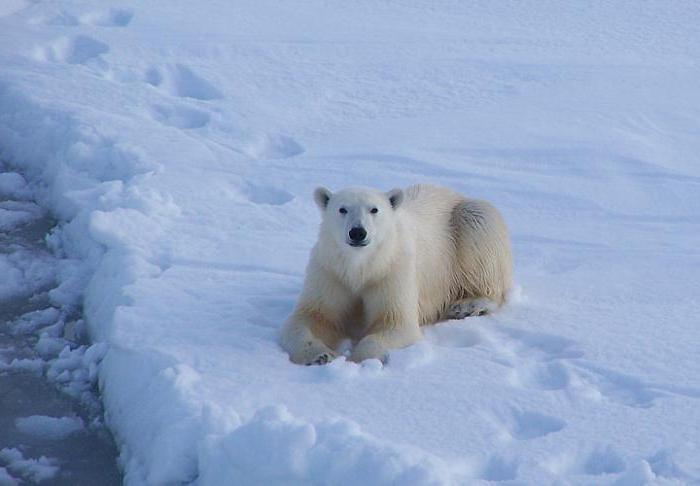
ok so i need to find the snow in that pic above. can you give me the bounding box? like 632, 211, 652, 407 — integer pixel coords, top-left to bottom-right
0, 173, 31, 200
1, 0, 700, 484
14, 415, 85, 440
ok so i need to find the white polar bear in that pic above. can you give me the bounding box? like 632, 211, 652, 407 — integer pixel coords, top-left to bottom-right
280, 184, 513, 365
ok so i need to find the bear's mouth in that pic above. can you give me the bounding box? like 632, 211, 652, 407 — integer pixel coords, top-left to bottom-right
347, 241, 369, 247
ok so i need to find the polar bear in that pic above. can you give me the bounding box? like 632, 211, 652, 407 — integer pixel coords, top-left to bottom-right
280, 184, 512, 365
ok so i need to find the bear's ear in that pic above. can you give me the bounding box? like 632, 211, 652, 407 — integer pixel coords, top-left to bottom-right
386, 188, 404, 209
314, 187, 332, 210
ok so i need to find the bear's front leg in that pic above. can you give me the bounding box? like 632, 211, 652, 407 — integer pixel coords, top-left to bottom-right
280, 310, 342, 365
349, 277, 422, 363
280, 264, 354, 365
349, 334, 388, 363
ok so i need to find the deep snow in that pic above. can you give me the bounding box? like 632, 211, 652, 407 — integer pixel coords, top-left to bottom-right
1, 0, 700, 484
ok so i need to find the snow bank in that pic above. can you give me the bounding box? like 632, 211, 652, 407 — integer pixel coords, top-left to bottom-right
2, 0, 700, 484
198, 406, 453, 486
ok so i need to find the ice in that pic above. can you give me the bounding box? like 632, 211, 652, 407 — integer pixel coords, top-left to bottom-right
0, 251, 55, 302
1, 0, 699, 484
9, 307, 61, 335
0, 448, 58, 483
15, 415, 84, 439
0, 358, 44, 374
0, 256, 24, 302
0, 466, 17, 486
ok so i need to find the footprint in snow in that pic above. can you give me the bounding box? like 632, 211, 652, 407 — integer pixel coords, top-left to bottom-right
646, 448, 697, 483
424, 322, 482, 349
567, 362, 700, 409
479, 454, 519, 482
29, 8, 133, 27
495, 325, 584, 362
494, 408, 566, 441
243, 182, 293, 206
501, 330, 700, 408
547, 445, 626, 477
151, 104, 211, 129
508, 361, 570, 391
241, 134, 305, 159
79, 8, 134, 27
144, 64, 223, 101
33, 35, 109, 66
581, 445, 626, 475
29, 10, 79, 26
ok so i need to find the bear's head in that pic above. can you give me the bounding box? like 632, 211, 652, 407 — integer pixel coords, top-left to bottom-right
313, 186, 404, 253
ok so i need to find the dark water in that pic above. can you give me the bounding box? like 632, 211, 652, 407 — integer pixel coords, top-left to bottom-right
0, 188, 122, 485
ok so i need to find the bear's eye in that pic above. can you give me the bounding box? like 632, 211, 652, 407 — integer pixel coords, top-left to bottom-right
370, 208, 379, 214
339, 207, 347, 214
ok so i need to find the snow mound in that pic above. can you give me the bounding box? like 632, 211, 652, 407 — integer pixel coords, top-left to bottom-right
199, 406, 454, 486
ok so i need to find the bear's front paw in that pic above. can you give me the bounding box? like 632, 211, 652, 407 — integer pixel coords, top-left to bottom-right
349, 337, 388, 364
305, 351, 338, 366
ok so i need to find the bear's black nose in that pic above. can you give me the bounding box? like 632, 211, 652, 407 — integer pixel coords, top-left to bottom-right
349, 226, 367, 242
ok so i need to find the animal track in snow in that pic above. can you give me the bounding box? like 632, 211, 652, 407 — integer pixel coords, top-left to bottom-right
479, 454, 519, 481
145, 64, 223, 100
498, 409, 566, 440
34, 35, 109, 65
79, 8, 134, 27
29, 10, 79, 26
424, 322, 482, 348
243, 182, 293, 206
568, 362, 700, 408
508, 361, 570, 391
151, 104, 210, 129
546, 445, 627, 477
582, 445, 626, 475
646, 448, 695, 482
30, 8, 133, 27
500, 325, 700, 409
495, 325, 584, 361
242, 134, 305, 160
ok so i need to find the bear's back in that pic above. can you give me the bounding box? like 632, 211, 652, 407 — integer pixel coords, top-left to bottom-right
401, 184, 466, 323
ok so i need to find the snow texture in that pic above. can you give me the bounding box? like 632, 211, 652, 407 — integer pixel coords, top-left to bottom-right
1, 0, 700, 484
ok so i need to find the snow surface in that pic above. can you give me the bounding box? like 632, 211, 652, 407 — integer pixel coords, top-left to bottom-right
1, 0, 700, 484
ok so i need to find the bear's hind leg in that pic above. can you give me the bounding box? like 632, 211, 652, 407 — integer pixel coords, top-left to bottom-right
451, 199, 513, 309
444, 297, 497, 320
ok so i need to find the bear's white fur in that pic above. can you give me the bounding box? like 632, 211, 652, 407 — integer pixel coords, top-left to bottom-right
280, 184, 512, 365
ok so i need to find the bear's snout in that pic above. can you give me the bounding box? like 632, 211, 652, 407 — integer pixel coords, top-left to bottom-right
348, 226, 368, 246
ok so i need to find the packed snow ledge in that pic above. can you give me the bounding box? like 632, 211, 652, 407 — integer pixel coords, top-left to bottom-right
2, 1, 700, 484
